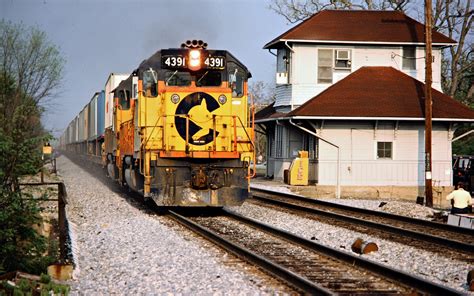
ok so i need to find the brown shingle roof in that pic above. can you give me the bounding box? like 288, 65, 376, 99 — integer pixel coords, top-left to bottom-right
254, 102, 286, 121
287, 67, 474, 121
264, 10, 456, 48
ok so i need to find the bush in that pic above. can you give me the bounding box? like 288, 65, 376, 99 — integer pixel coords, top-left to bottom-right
0, 189, 55, 274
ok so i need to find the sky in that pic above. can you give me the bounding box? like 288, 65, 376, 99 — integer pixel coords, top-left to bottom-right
1, 0, 290, 137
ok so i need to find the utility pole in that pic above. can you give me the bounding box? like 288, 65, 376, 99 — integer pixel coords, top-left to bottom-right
424, 0, 433, 207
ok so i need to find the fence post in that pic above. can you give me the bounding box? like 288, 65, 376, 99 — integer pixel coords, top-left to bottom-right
58, 182, 68, 261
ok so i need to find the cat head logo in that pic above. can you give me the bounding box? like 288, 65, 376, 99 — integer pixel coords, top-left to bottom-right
174, 92, 221, 146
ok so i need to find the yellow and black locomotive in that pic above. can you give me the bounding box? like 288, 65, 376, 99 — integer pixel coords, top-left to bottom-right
104, 40, 255, 206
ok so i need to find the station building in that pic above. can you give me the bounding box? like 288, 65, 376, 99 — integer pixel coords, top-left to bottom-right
255, 10, 474, 204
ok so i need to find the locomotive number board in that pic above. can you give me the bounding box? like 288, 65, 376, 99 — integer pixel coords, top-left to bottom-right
161, 49, 226, 70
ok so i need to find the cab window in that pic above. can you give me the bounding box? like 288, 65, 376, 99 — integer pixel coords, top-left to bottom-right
118, 90, 130, 110
196, 71, 222, 87
165, 71, 191, 86
143, 69, 158, 97
228, 63, 244, 98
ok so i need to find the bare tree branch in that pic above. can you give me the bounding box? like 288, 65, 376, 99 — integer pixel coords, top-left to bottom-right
0, 20, 64, 107
268, 0, 473, 106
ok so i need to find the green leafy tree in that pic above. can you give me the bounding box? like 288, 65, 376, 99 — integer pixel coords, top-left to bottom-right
0, 20, 63, 274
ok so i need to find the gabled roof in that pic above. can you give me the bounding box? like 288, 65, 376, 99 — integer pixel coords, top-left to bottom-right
287, 67, 474, 121
264, 10, 456, 49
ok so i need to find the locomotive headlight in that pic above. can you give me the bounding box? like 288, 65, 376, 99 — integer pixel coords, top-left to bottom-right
189, 49, 201, 71
218, 94, 227, 104
171, 94, 180, 104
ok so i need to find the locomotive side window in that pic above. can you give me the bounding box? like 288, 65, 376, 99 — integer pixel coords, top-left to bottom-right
196, 71, 222, 87
143, 69, 158, 97
165, 71, 191, 86
118, 90, 130, 110
228, 63, 244, 98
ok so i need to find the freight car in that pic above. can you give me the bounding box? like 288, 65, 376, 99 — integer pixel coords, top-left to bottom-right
60, 40, 255, 207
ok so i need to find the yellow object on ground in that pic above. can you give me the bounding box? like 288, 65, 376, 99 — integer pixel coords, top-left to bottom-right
289, 151, 309, 186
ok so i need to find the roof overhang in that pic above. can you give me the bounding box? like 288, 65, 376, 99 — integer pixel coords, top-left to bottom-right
256, 116, 473, 123
264, 39, 456, 49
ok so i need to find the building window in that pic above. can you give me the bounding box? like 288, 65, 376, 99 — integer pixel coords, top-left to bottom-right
303, 134, 318, 160
268, 128, 275, 158
377, 142, 392, 159
318, 49, 333, 83
275, 125, 288, 158
275, 125, 283, 158
276, 49, 290, 84
402, 47, 416, 70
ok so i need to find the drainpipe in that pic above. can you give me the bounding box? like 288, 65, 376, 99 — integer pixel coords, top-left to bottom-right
267, 49, 277, 57
289, 118, 341, 198
284, 41, 294, 111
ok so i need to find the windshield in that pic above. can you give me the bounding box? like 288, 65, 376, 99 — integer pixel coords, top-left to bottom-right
164, 70, 222, 87
196, 71, 222, 87
165, 71, 192, 86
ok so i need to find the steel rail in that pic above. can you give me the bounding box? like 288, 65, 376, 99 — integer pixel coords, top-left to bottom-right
250, 186, 474, 236
223, 209, 462, 296
252, 193, 474, 253
167, 210, 334, 295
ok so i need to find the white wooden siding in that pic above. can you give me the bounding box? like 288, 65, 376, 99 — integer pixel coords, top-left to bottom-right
315, 121, 452, 186
273, 45, 444, 108
274, 84, 292, 107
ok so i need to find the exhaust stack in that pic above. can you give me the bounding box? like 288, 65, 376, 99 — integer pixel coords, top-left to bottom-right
181, 40, 207, 49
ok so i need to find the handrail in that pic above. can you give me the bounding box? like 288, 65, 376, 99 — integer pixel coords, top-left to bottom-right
140, 115, 163, 149
248, 92, 256, 178
139, 114, 255, 153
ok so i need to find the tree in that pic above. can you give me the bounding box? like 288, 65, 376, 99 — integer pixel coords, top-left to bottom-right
0, 20, 64, 106
270, 0, 411, 23
431, 0, 473, 103
0, 20, 63, 274
269, 0, 473, 106
249, 81, 276, 162
0, 72, 47, 190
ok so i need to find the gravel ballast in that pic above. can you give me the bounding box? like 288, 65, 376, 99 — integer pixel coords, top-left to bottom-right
58, 155, 472, 294
57, 156, 292, 294
234, 184, 474, 294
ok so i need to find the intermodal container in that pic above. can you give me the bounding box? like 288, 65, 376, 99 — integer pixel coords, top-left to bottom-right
78, 107, 87, 142
88, 93, 98, 140
74, 116, 79, 143
105, 73, 129, 130
97, 90, 105, 137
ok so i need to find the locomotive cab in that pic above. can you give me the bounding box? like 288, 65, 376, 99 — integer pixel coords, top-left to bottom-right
106, 40, 255, 206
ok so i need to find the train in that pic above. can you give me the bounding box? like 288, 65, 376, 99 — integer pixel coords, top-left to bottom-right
59, 40, 255, 207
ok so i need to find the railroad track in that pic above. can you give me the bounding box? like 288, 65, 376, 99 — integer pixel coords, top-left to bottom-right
168, 209, 461, 295
250, 187, 474, 257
